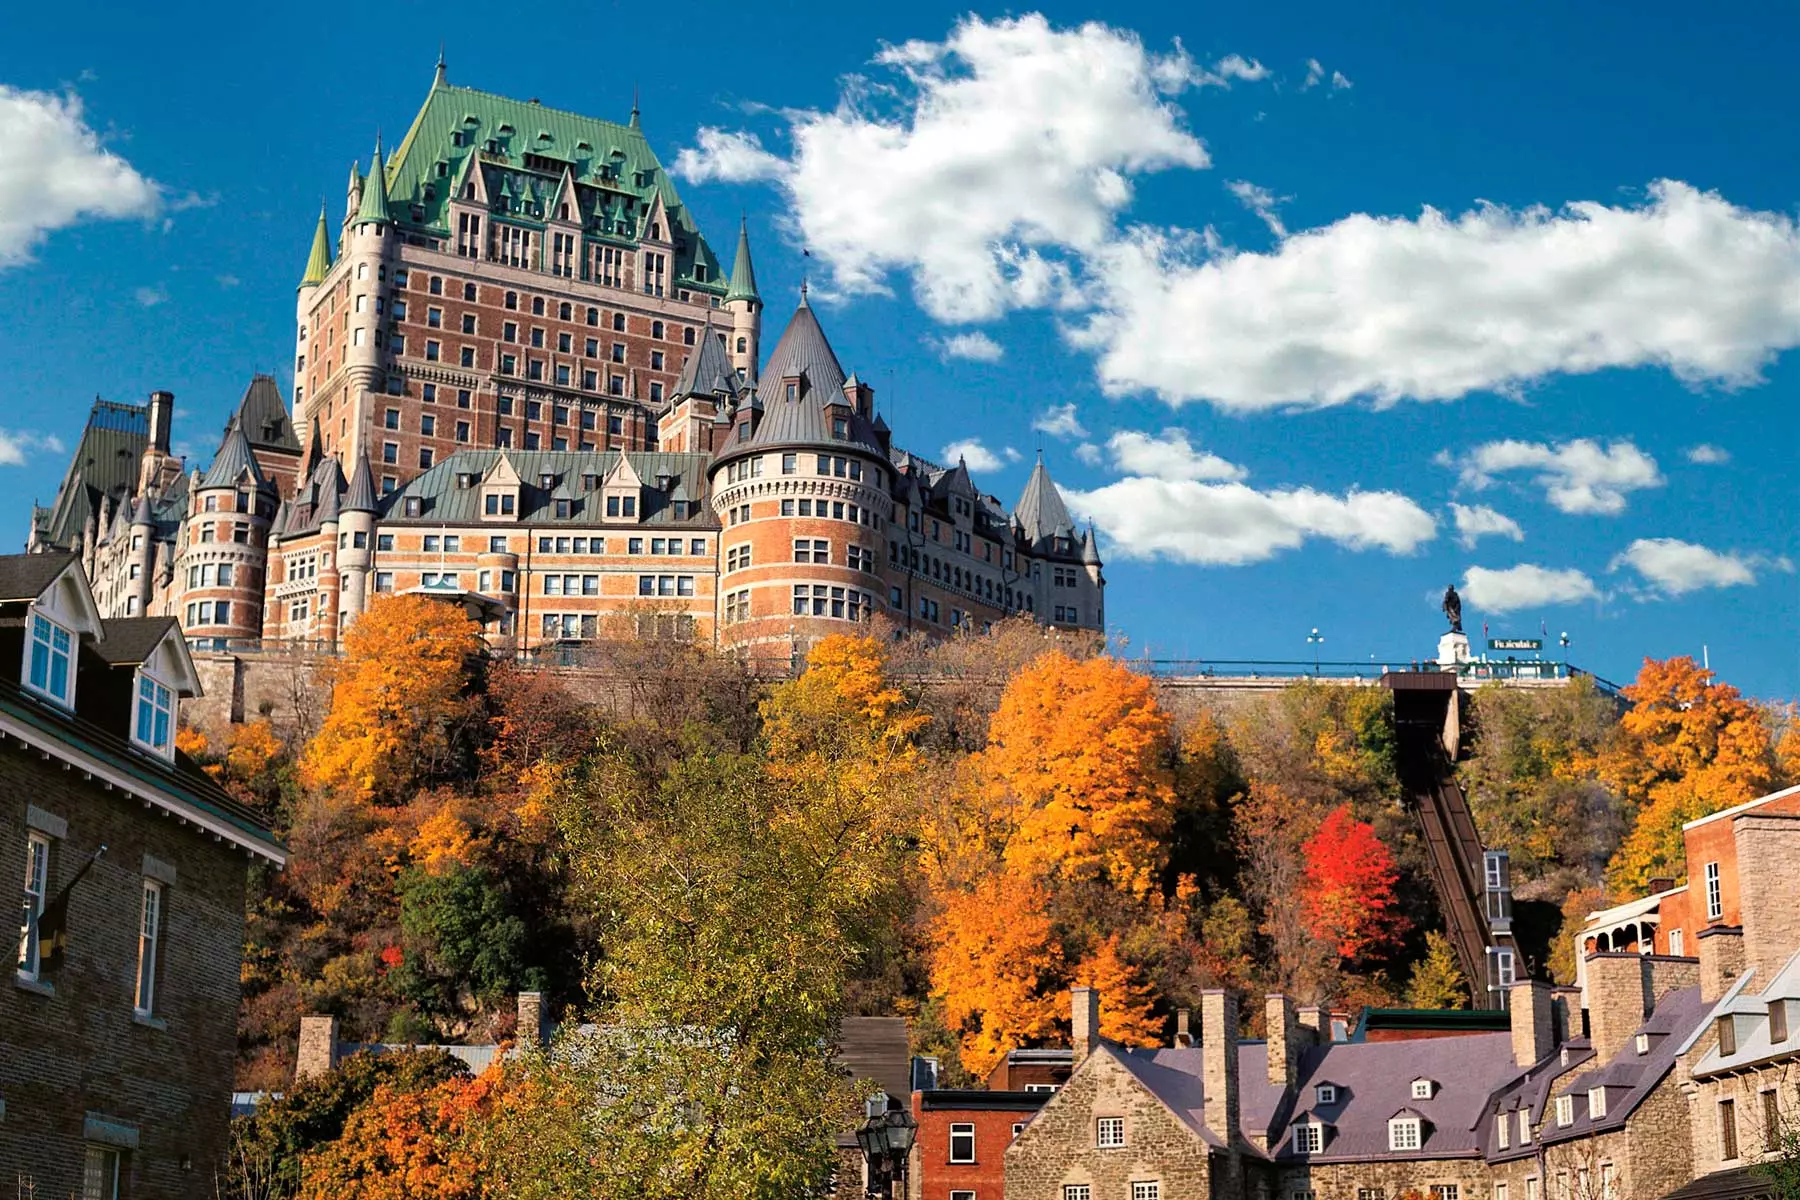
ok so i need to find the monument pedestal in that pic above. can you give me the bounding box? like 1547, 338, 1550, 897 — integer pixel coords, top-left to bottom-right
1437, 631, 1471, 670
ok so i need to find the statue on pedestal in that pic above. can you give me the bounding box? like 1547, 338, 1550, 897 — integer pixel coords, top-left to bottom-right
1442, 584, 1463, 635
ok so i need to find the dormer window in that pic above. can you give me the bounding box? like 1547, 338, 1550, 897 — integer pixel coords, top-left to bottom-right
1387, 1116, 1422, 1151
583, 474, 601, 490
1555, 1096, 1574, 1127
1717, 1015, 1737, 1056
1495, 1112, 1510, 1150
833, 417, 848, 439
1411, 1079, 1436, 1101
483, 492, 517, 517
1771, 1001, 1790, 1044
1315, 1085, 1337, 1106
403, 496, 424, 518
132, 671, 175, 760
539, 473, 556, 489
25, 613, 74, 708
1587, 1088, 1607, 1120
784, 380, 799, 402
1635, 1033, 1651, 1055
1292, 1122, 1324, 1155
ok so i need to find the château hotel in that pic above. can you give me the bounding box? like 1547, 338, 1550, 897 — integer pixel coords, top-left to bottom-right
28, 65, 1103, 664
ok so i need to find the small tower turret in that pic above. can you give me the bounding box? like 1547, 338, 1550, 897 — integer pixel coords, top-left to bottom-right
724, 218, 763, 384
337, 456, 379, 630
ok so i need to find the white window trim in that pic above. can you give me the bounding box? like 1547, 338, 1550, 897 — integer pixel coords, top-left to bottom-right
1315, 1084, 1337, 1105
1096, 1116, 1126, 1148
1293, 1121, 1324, 1155
1588, 1087, 1607, 1120
23, 610, 77, 709
1555, 1095, 1575, 1128
20, 831, 50, 979
949, 1122, 975, 1163
1496, 1112, 1510, 1149
131, 668, 176, 760
1388, 1116, 1422, 1151
134, 878, 163, 1016
1412, 1078, 1436, 1100
1705, 862, 1723, 921
1519, 1109, 1532, 1144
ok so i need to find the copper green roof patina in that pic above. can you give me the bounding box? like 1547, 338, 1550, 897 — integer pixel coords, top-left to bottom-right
383, 78, 725, 294
355, 138, 392, 226
300, 206, 332, 286
726, 217, 759, 304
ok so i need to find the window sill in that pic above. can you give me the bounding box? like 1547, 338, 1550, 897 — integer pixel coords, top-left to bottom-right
132, 1012, 167, 1031
14, 973, 55, 998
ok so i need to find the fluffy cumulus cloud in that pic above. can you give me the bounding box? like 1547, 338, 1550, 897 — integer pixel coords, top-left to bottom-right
1032, 402, 1087, 440
0, 429, 65, 467
0, 86, 159, 266
1461, 564, 1598, 612
1448, 437, 1662, 515
940, 438, 1019, 472
930, 331, 1005, 362
1075, 182, 1800, 411
675, 14, 1213, 322
1105, 429, 1245, 481
1449, 503, 1524, 549
1685, 443, 1731, 465
672, 128, 787, 184
1609, 537, 1769, 597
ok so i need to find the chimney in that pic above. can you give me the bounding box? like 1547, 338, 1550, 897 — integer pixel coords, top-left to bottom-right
1297, 1006, 1327, 1038
1072, 986, 1101, 1067
1648, 876, 1676, 896
1734, 815, 1800, 985
1697, 924, 1747, 1004
1509, 979, 1556, 1067
296, 1015, 340, 1081
1584, 954, 1653, 1062
1200, 990, 1240, 1152
1266, 994, 1311, 1089
148, 390, 174, 453
1174, 1008, 1193, 1048
516, 991, 547, 1049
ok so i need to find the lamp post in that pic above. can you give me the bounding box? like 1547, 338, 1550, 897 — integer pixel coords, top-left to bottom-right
1307, 627, 1325, 674
1559, 631, 1570, 671
855, 1094, 918, 1200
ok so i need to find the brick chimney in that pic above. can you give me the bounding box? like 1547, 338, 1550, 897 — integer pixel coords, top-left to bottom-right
1174, 1008, 1193, 1048
1734, 815, 1800, 985
1072, 986, 1101, 1067
1584, 954, 1653, 1062
1201, 990, 1240, 1152
1509, 979, 1556, 1067
1697, 924, 1747, 1004
296, 1015, 340, 1081
1266, 994, 1312, 1089
517, 992, 547, 1048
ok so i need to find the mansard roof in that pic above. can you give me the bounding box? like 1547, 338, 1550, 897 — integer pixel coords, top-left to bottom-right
201, 420, 272, 491
33, 399, 150, 551
281, 456, 348, 537
382, 449, 717, 528
234, 375, 302, 455
383, 75, 724, 293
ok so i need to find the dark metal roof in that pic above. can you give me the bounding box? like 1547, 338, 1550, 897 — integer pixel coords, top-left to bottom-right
34, 399, 149, 550
342, 456, 379, 514
1353, 1008, 1512, 1038
201, 419, 272, 490
1013, 456, 1076, 546
0, 552, 80, 603
380, 449, 716, 528
835, 1016, 913, 1105
673, 323, 744, 399
1661, 1166, 1777, 1200
233, 374, 302, 454
91, 617, 179, 666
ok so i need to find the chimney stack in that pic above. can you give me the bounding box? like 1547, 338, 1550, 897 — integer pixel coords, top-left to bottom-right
1266, 994, 1312, 1089
1697, 925, 1747, 1004
1072, 986, 1101, 1067
296, 1015, 340, 1081
517, 991, 547, 1049
1200, 991, 1240, 1153
1174, 1008, 1193, 1048
1509, 979, 1556, 1067
148, 390, 174, 453
1584, 954, 1653, 1062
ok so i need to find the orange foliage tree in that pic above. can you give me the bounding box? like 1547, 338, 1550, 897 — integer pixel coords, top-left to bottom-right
981, 653, 1176, 896
929, 873, 1066, 1077
301, 595, 481, 802
1301, 804, 1405, 963
1075, 933, 1162, 1047
1593, 657, 1780, 891
297, 1067, 497, 1200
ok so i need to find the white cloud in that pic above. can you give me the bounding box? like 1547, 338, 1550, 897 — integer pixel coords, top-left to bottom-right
1461, 564, 1598, 612
1075, 181, 1800, 411
930, 331, 1005, 362
1226, 179, 1287, 238
1449, 503, 1524, 549
0, 86, 159, 266
1451, 438, 1661, 515
1106, 429, 1246, 481
134, 284, 168, 307
672, 128, 787, 184
0, 429, 65, 466
1067, 477, 1434, 565
1303, 59, 1325, 88
941, 438, 1018, 473
1032, 402, 1087, 440
1331, 70, 1353, 90
215, 273, 240, 289
1074, 442, 1103, 466
675, 14, 1212, 322
1685, 443, 1730, 465
1197, 54, 1271, 87
1609, 538, 1759, 596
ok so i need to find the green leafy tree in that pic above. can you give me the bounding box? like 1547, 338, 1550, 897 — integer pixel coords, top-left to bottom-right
1405, 931, 1469, 1010
394, 864, 539, 1015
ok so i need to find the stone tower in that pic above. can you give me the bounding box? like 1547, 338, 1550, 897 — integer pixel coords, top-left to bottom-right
724, 218, 763, 385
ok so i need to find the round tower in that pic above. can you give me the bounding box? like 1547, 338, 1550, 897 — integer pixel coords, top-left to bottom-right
709, 297, 889, 672
180, 421, 277, 645
126, 497, 158, 616
339, 138, 396, 466
723, 218, 763, 385
336, 457, 379, 630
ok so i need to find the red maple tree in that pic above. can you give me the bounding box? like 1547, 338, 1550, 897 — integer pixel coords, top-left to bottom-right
1301, 804, 1405, 962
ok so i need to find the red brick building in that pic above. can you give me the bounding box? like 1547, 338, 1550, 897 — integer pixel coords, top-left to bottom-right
913, 1089, 1050, 1200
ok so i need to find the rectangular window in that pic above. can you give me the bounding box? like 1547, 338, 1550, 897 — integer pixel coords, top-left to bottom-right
1718, 1015, 1738, 1056
1519, 1109, 1531, 1144
83, 1145, 121, 1200
1132, 1185, 1160, 1200
949, 1123, 975, 1163
1389, 1118, 1421, 1151
1358, 1192, 1389, 1200
1556, 1095, 1575, 1127
1721, 1098, 1739, 1160
134, 879, 162, 1014
1096, 1117, 1125, 1148
20, 832, 49, 976
1293, 1123, 1322, 1154
1496, 1186, 1508, 1200
133, 674, 174, 758
1588, 1088, 1607, 1120
1496, 1112, 1510, 1150
1705, 862, 1723, 920
27, 614, 74, 705
1766, 1089, 1782, 1151
1429, 1189, 1459, 1200
1772, 1001, 1790, 1044
1064, 1189, 1090, 1200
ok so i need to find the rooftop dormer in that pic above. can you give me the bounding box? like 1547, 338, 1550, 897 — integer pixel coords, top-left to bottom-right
3, 554, 105, 712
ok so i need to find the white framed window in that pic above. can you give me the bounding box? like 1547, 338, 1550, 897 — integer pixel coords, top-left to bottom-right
1526, 1179, 1540, 1200
1555, 1095, 1575, 1127
1011, 1122, 1026, 1138
1600, 1163, 1617, 1200
949, 1122, 975, 1163
1412, 1078, 1436, 1100
83, 1145, 121, 1200
1388, 1117, 1422, 1151
1635, 1033, 1651, 1055
1315, 1084, 1337, 1106
1670, 929, 1685, 956
1496, 1112, 1510, 1149
1588, 1088, 1607, 1119
132, 672, 174, 759
1292, 1122, 1323, 1154
1024, 1083, 1058, 1093
1429, 1188, 1459, 1200
1705, 862, 1723, 920
1495, 1185, 1509, 1200
20, 832, 50, 977
1518, 1109, 1532, 1144
1063, 1187, 1090, 1200
1096, 1116, 1125, 1148
25, 612, 75, 707
1132, 1184, 1160, 1200
134, 880, 162, 1015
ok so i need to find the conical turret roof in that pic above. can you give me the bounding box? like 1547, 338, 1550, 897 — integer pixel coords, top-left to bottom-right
1013, 454, 1076, 547
342, 456, 378, 513
201, 419, 270, 491
753, 299, 846, 408
726, 218, 759, 304
356, 138, 392, 225
1080, 523, 1103, 566
673, 323, 743, 398
301, 206, 333, 286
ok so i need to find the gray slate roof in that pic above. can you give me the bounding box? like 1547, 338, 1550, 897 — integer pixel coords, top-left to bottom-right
91, 617, 180, 666
724, 300, 885, 458
233, 374, 302, 454
381, 449, 717, 528
1014, 456, 1077, 547
201, 419, 272, 491
342, 457, 379, 514
33, 400, 149, 550
673, 322, 744, 399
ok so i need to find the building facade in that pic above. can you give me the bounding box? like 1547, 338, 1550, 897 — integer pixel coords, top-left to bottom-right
0, 554, 284, 1198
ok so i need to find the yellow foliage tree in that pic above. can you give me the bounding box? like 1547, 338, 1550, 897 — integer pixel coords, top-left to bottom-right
301, 595, 480, 802
981, 652, 1176, 896
929, 873, 1066, 1077
297, 1069, 494, 1200
1591, 657, 1779, 891
1075, 933, 1162, 1047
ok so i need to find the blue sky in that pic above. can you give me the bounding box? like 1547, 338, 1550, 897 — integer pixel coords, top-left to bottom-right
1, 1, 1795, 697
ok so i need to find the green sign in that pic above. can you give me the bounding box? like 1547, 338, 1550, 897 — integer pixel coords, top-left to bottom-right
1489, 638, 1542, 651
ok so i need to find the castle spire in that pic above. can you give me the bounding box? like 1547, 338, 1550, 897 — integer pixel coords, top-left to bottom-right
630, 84, 641, 129
300, 205, 332, 287
725, 217, 760, 306
434, 45, 447, 89
355, 136, 391, 226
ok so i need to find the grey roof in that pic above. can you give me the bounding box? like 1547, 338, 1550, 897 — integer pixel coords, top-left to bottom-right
835, 1017, 913, 1104
1080, 525, 1102, 566
1014, 456, 1076, 547
234, 374, 302, 454
673, 323, 744, 399
733, 301, 885, 457
201, 420, 272, 491
381, 449, 716, 527
342, 457, 379, 514
281, 457, 347, 537
754, 299, 847, 407
33, 399, 149, 550
92, 617, 180, 666
1107, 1045, 1220, 1147
0, 552, 80, 603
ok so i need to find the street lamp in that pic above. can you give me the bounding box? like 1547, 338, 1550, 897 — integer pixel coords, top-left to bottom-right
1559, 631, 1570, 669
1307, 627, 1325, 674
855, 1094, 918, 1200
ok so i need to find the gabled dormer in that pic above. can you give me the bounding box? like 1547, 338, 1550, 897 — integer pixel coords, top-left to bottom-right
3, 554, 105, 712
94, 618, 202, 762
480, 453, 523, 521
602, 451, 643, 521
549, 165, 581, 226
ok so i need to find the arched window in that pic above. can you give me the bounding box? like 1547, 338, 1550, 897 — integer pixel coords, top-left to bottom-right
736, 336, 747, 353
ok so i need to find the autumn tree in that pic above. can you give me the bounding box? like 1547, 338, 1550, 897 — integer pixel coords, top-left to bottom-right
981, 652, 1177, 896
1302, 804, 1405, 963
1075, 933, 1162, 1047
929, 872, 1066, 1076
296, 1068, 495, 1200
301, 595, 482, 801
1405, 931, 1469, 1009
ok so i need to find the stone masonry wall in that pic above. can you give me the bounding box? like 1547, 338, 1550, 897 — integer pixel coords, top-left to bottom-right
1272, 1156, 1493, 1200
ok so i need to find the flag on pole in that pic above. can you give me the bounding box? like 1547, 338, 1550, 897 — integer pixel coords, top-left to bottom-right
35, 844, 106, 974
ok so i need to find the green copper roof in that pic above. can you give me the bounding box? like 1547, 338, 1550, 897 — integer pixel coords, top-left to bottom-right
355, 139, 392, 225
726, 218, 759, 304
382, 80, 725, 293
300, 206, 332, 286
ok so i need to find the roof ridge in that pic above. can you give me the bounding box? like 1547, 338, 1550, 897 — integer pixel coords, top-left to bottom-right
433, 82, 646, 140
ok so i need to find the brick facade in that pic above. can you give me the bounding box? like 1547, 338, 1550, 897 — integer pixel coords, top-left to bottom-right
913, 1092, 1049, 1200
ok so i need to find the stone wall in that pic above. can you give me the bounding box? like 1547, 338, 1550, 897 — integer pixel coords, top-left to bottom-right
184, 647, 332, 743
1271, 1156, 1494, 1200
1735, 814, 1800, 983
